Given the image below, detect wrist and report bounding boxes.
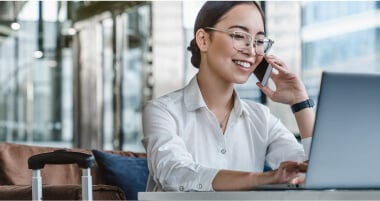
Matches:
[291,94,309,105]
[255,171,276,187]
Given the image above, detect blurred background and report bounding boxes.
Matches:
[0,1,379,151]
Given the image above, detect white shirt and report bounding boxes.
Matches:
[142,75,311,192]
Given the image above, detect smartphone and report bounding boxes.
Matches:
[253,59,272,86]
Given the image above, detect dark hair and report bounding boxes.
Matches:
[187,1,265,68]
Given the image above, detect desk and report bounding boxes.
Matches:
[138,190,380,200]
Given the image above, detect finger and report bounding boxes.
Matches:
[266,55,287,68]
[290,176,305,184]
[281,161,303,172]
[280,161,299,166]
[270,70,280,82]
[297,162,308,172]
[256,82,275,99]
[270,62,288,75]
[265,56,289,74]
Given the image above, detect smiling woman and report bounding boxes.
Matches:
[142,1,315,192]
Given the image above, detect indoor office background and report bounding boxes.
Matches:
[0,1,379,152]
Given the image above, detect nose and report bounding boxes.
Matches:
[240,43,256,56]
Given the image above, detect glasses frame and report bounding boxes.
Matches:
[204,27,274,56]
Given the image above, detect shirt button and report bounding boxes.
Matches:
[220,148,226,154]
[179,186,184,191]
[197,184,203,189]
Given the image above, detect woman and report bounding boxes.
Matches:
[142,1,315,191]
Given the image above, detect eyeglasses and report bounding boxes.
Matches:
[205,27,274,56]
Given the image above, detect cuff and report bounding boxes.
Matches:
[193,167,219,191]
[301,137,312,160]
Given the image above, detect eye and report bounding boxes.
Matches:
[231,32,247,41]
[255,39,265,46]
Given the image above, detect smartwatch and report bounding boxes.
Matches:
[291,99,314,113]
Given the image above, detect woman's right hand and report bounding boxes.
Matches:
[256,55,309,106]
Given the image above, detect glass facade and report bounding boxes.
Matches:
[302,1,377,26]
[0,2,67,146]
[71,3,151,150]
[0,1,151,150]
[301,1,380,103]
[302,28,378,71]
[121,6,151,151]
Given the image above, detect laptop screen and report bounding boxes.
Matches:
[305,71,380,189]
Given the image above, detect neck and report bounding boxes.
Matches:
[196,72,234,133]
[196,73,234,110]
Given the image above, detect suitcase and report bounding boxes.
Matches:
[28,150,95,201]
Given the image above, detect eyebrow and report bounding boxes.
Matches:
[227,25,265,36]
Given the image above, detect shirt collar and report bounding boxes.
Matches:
[184,75,207,111]
[184,75,250,117]
[232,90,250,118]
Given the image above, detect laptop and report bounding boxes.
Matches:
[257,71,380,190]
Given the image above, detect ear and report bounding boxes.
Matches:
[195,29,209,52]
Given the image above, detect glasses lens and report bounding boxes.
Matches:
[255,39,272,55]
[231,32,251,50]
[231,31,273,55]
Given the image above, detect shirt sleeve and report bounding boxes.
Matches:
[301,137,312,160]
[142,101,219,192]
[265,111,307,169]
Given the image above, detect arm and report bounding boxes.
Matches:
[257,55,315,140]
[212,170,261,190]
[212,161,307,190]
[294,107,315,139]
[142,101,218,191]
[212,107,308,190]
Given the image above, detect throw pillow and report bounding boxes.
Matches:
[92,149,149,200]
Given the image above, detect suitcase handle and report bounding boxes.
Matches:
[28,150,95,170]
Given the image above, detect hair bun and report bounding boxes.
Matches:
[187,39,201,68]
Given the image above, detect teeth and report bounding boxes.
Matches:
[234,60,251,68]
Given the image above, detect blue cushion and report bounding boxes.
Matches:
[92,150,148,200]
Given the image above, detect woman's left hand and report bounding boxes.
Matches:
[274,161,307,184]
[256,55,309,105]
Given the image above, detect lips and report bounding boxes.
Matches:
[233,60,252,68]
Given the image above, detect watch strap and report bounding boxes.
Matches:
[291,99,314,113]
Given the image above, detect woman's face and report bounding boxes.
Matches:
[201,4,265,84]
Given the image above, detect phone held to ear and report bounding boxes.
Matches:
[253,59,272,86]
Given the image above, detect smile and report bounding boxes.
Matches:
[233,60,252,68]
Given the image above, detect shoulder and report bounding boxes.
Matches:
[240,99,271,117]
[238,98,277,127]
[144,75,200,112]
[144,88,185,112]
